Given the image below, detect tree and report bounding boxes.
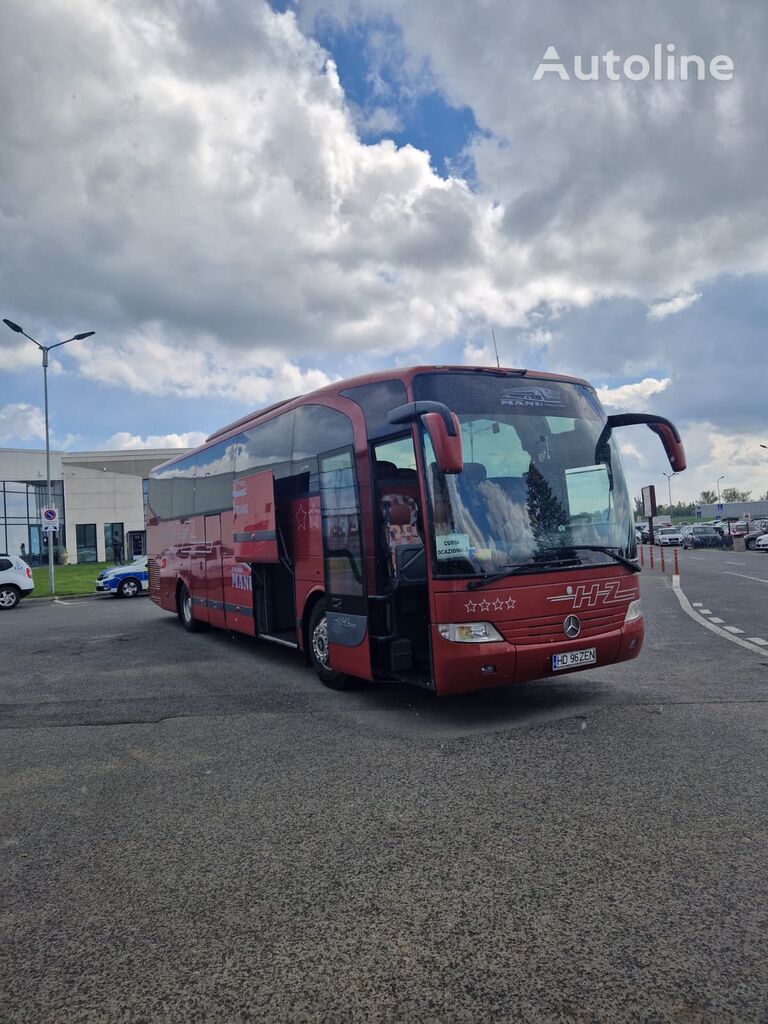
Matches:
[760,491,768,502]
[525,463,573,552]
[698,490,717,504]
[722,487,752,502]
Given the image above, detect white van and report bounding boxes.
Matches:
[0,554,35,609]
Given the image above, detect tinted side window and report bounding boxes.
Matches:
[293,405,354,461]
[194,439,236,515]
[170,456,198,519]
[235,411,294,480]
[0,557,13,572]
[340,380,407,437]
[292,405,355,494]
[148,463,176,520]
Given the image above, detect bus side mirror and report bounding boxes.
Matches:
[388,401,464,474]
[600,413,687,472]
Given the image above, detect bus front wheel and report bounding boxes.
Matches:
[308,600,352,690]
[178,583,201,633]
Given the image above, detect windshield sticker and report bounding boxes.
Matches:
[500,385,564,408]
[436,533,470,560]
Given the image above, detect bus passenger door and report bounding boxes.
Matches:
[205,515,226,628]
[318,448,373,679]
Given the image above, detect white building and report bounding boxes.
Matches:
[0,447,186,565]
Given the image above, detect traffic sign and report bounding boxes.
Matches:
[717,502,724,512]
[42,507,59,527]
[744,512,751,521]
[41,523,59,534]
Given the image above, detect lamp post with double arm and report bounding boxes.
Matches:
[3,319,95,594]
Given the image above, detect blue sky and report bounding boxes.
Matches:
[1,0,766,501]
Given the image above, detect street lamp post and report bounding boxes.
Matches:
[662,470,676,511]
[3,319,94,594]
[717,475,725,503]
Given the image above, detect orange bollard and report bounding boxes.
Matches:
[639,545,645,567]
[650,547,655,570]
[674,548,679,575]
[661,548,666,573]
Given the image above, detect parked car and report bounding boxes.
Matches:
[743,525,768,551]
[635,525,649,543]
[682,525,723,549]
[656,527,683,546]
[755,533,768,552]
[96,556,148,598]
[0,554,35,609]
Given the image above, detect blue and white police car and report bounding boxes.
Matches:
[96,556,149,598]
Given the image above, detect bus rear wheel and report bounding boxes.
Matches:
[308,599,352,690]
[178,583,201,632]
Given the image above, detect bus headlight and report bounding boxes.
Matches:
[438,622,504,643]
[624,599,643,624]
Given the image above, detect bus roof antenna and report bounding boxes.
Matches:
[491,328,500,368]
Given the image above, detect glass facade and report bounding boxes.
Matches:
[0,480,66,566]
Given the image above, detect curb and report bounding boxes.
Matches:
[29,592,109,604]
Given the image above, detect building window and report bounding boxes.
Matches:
[76,524,98,563]
[105,522,125,561]
[0,480,65,566]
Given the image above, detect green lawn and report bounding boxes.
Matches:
[30,560,115,598]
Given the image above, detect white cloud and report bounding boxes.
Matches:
[0,403,46,444]
[647,291,702,321]
[68,324,334,405]
[0,344,41,373]
[597,377,671,409]
[104,431,208,450]
[521,328,554,347]
[353,104,403,136]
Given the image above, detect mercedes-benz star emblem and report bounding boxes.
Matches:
[564,615,581,639]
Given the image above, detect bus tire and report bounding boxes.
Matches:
[308,599,352,690]
[178,582,201,632]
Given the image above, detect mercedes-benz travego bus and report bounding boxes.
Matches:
[147,366,685,695]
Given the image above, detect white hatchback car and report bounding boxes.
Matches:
[755,533,768,552]
[0,554,35,609]
[657,527,683,546]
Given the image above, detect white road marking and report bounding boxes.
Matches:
[723,571,768,585]
[746,637,768,646]
[724,626,745,634]
[699,609,712,615]
[725,560,744,565]
[688,556,704,560]
[671,583,767,657]
[710,618,725,624]
[692,602,703,607]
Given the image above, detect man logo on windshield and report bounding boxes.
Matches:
[500,385,564,408]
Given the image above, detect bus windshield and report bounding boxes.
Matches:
[415,372,635,576]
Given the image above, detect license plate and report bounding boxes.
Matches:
[552,647,597,671]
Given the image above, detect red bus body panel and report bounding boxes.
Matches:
[429,569,642,695]
[232,471,279,564]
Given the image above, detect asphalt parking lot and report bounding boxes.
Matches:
[2,565,768,1022]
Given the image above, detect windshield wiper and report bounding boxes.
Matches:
[539,545,642,573]
[467,557,580,591]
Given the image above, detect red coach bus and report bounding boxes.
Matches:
[147,366,685,695]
